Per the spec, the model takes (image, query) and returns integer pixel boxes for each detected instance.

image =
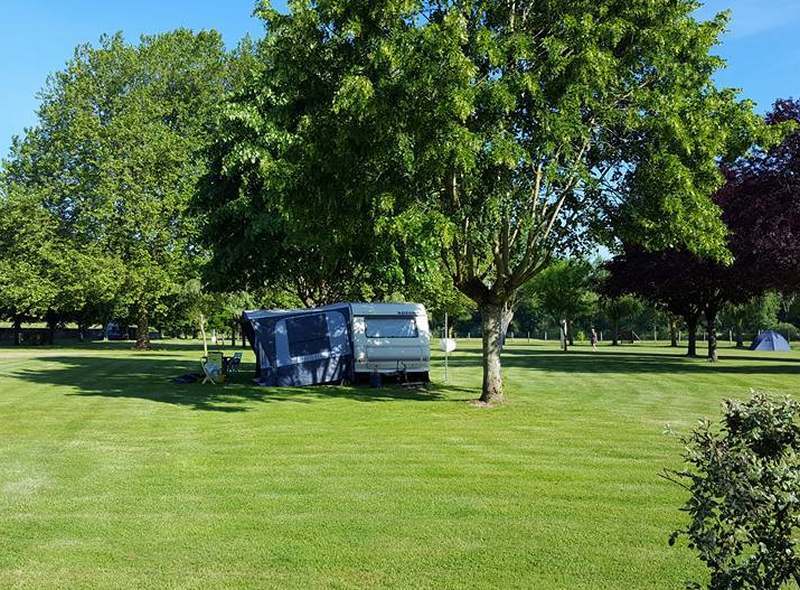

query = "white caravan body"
[350,303,430,378]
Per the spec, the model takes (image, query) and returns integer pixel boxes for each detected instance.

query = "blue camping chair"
[226,352,243,376]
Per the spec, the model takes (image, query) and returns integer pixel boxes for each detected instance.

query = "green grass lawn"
[2,340,799,589]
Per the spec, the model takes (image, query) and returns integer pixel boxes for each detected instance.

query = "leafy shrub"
[774,322,800,341]
[666,392,800,589]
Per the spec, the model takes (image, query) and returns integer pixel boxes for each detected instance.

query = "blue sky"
[1,0,798,158]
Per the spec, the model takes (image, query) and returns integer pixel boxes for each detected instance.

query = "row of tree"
[444,259,798,354]
[0,31,241,347]
[605,100,800,362]
[1,1,798,403]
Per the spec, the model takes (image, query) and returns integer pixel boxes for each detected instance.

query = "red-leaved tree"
[718,98,800,294]
[605,99,800,361]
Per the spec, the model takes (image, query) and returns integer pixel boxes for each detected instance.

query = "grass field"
[2,339,799,589]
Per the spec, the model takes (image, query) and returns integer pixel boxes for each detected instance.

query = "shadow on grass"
[8,355,466,412]
[0,339,227,353]
[9,345,798,412]
[436,346,800,376]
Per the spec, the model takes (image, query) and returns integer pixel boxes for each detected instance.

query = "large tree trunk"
[560,319,569,352]
[46,316,56,345]
[612,320,620,346]
[669,317,679,347]
[135,304,151,350]
[12,317,22,346]
[479,302,505,404]
[705,306,718,362]
[686,314,698,358]
[567,319,574,346]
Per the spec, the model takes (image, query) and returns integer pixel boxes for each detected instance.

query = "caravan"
[242,302,430,386]
[350,303,430,382]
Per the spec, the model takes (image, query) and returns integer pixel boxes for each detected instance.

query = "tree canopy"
[527,258,597,351]
[2,30,233,347]
[605,99,800,361]
[200,0,770,402]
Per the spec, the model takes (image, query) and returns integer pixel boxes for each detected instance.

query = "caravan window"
[286,314,330,357]
[365,317,418,338]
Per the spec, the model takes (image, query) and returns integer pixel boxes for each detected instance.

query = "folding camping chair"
[225,352,243,376]
[201,351,225,384]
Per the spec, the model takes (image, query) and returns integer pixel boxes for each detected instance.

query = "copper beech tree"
[605,99,800,362]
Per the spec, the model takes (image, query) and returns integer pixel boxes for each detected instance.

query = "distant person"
[590,327,598,352]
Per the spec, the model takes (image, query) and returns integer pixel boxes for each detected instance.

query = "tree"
[202,0,769,403]
[0,186,59,343]
[666,393,800,589]
[509,293,542,338]
[174,279,219,355]
[605,247,711,358]
[721,293,781,348]
[601,295,643,346]
[4,31,231,349]
[718,99,800,296]
[197,14,443,307]
[666,312,683,348]
[605,98,800,362]
[528,259,597,351]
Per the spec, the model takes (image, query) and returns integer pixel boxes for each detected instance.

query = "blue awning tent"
[242,304,353,386]
[750,330,791,352]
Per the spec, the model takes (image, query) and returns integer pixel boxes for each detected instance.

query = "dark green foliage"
[667,393,800,589]
[197,4,443,306]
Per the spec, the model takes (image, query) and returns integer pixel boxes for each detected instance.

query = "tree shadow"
[0,340,244,353]
[10,345,798,412]
[8,355,456,412]
[438,347,800,376]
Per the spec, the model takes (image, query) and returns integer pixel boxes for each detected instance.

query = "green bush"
[666,392,800,589]
[774,322,800,341]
